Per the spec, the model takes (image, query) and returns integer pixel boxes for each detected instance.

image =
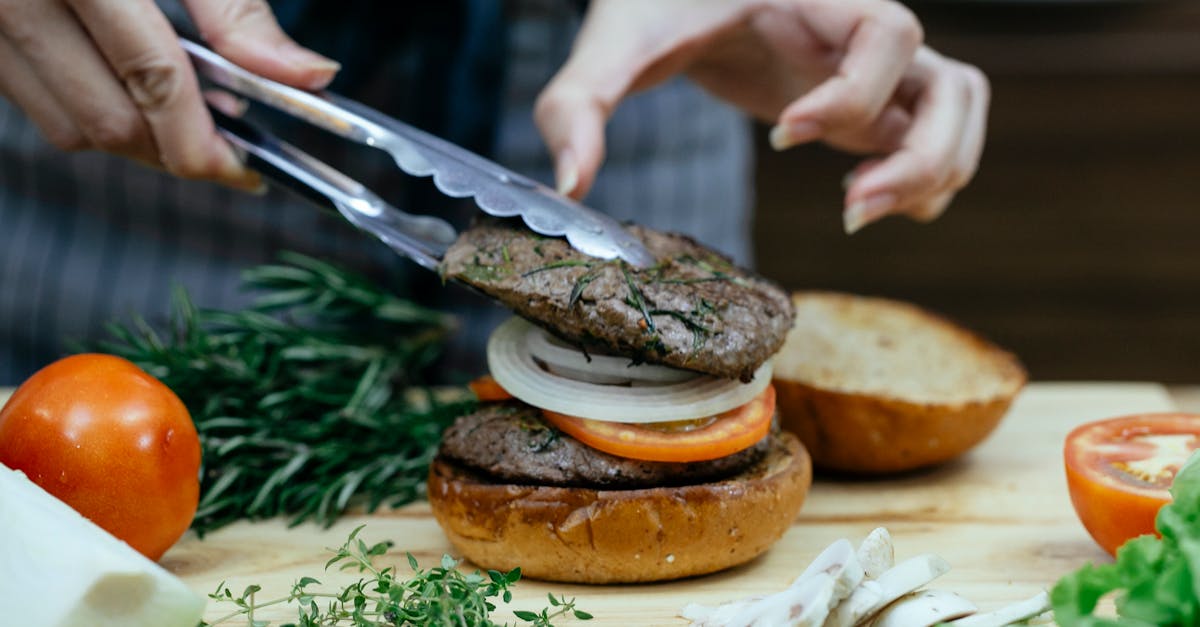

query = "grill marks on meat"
[437,403,769,489]
[439,219,793,382]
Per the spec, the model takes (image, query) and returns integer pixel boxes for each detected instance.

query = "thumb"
[534,79,608,200]
[185,0,340,90]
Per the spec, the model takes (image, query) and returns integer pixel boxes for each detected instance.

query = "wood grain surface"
[145,382,1174,625]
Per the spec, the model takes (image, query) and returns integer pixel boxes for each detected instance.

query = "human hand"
[535,0,989,233]
[0,0,339,190]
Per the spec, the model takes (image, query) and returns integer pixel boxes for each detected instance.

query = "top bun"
[440,219,793,382]
[773,291,1026,473]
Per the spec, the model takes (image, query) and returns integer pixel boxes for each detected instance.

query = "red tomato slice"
[541,385,775,463]
[469,375,514,402]
[1064,413,1200,556]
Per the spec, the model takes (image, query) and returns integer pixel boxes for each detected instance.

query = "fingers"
[842,49,989,233]
[67,0,256,184]
[0,0,160,163]
[534,83,608,200]
[0,0,333,190]
[0,34,85,152]
[534,0,745,199]
[771,0,923,149]
[533,2,631,200]
[184,0,339,90]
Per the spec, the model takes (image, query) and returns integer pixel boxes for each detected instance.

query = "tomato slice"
[469,375,515,402]
[1064,413,1200,556]
[541,385,775,463]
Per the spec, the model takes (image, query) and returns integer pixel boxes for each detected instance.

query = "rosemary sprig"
[202,525,593,626]
[621,266,656,333]
[520,259,593,278]
[98,253,475,535]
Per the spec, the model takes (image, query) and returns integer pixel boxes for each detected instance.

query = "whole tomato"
[0,354,200,560]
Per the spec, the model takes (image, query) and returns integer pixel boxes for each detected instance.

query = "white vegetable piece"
[681,574,838,627]
[824,553,952,627]
[681,538,864,626]
[856,528,894,580]
[868,589,978,627]
[0,463,205,627]
[797,539,866,602]
[944,591,1052,627]
[487,316,773,423]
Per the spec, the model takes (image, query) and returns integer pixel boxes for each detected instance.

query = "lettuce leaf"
[1053,451,1200,626]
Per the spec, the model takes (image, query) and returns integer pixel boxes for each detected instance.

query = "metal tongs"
[181,39,655,270]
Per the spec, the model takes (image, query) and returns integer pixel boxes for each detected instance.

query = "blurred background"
[753,0,1200,382]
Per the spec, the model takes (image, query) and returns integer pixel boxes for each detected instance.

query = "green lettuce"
[1053,451,1200,625]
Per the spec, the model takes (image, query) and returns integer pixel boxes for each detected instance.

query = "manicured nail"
[843,193,897,235]
[841,170,858,191]
[282,44,341,89]
[556,149,579,197]
[768,120,822,151]
[203,90,248,117]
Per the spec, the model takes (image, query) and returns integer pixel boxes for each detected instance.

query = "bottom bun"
[427,432,812,583]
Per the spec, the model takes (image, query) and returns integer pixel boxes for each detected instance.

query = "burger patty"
[437,403,770,489]
[439,218,793,382]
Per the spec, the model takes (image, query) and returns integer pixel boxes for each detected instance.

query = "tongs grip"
[184,36,655,269]
[208,106,452,271]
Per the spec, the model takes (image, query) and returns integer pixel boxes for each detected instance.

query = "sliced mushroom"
[868,589,978,627]
[856,528,894,580]
[944,591,1051,627]
[681,573,838,627]
[824,553,952,627]
[681,538,865,626]
[796,538,865,602]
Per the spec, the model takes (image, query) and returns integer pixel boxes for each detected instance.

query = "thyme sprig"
[202,525,593,627]
[98,253,475,535]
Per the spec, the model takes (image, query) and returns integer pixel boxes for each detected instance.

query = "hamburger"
[429,219,811,583]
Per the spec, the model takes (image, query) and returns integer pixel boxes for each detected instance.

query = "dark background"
[753,0,1200,382]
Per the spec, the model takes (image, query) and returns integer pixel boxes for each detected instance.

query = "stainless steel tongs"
[181,39,655,271]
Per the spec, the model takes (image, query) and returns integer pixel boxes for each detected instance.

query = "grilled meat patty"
[440,219,793,382]
[436,403,770,489]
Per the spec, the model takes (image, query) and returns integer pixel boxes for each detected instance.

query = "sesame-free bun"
[427,432,811,583]
[773,292,1026,474]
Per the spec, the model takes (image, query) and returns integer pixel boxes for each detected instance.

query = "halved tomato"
[1064,413,1200,556]
[541,385,775,463]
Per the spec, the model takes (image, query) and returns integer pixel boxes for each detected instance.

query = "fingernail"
[214,141,264,193]
[844,193,897,235]
[282,44,341,88]
[204,90,249,117]
[241,173,268,196]
[556,149,579,196]
[841,170,858,191]
[768,120,822,151]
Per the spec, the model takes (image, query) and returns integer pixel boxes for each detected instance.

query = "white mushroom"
[856,528,894,580]
[824,553,952,627]
[681,573,837,627]
[797,538,865,602]
[681,538,864,626]
[944,591,1051,627]
[867,589,978,627]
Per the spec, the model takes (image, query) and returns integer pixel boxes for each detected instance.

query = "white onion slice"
[487,317,772,423]
[525,325,699,385]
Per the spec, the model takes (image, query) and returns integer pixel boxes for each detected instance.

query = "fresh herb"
[521,259,594,278]
[621,266,656,333]
[1052,451,1200,625]
[98,253,475,535]
[567,267,603,308]
[648,309,712,351]
[202,525,592,626]
[459,260,511,283]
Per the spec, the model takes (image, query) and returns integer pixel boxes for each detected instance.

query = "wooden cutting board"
[144,382,1171,625]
